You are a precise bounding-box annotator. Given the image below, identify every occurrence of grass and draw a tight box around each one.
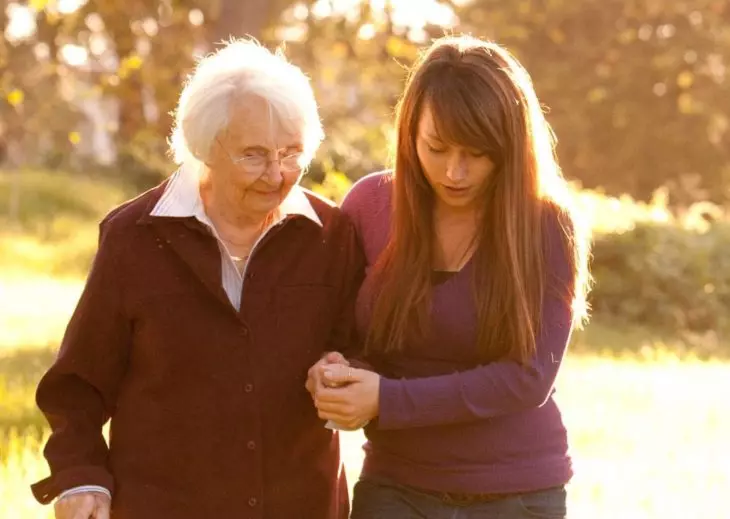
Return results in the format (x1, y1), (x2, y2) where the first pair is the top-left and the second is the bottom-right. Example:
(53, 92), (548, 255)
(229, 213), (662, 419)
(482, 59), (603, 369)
(1, 280), (728, 518)
(0, 169), (133, 278)
(2, 342), (728, 518)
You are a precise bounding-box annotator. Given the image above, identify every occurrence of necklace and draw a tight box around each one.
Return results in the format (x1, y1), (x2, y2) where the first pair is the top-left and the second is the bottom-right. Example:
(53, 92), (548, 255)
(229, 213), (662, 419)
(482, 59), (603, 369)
(435, 227), (478, 271)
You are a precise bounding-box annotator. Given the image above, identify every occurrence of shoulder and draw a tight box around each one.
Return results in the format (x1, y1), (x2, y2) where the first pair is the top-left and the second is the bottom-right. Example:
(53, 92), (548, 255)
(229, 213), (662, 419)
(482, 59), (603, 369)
(298, 186), (355, 235)
(340, 170), (393, 229)
(339, 171), (393, 262)
(341, 170), (392, 212)
(540, 199), (589, 292)
(100, 180), (169, 236)
(300, 186), (338, 216)
(542, 200), (574, 240)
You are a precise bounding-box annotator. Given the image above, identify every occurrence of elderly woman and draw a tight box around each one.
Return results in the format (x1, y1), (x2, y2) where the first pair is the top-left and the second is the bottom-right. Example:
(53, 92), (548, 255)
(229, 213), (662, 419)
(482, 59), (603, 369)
(31, 39), (363, 519)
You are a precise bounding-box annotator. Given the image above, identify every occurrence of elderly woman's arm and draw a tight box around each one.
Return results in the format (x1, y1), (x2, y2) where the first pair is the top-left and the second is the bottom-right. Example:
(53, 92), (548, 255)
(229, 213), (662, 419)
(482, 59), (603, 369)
(304, 216), (367, 409)
(30, 216), (131, 505)
(327, 216), (366, 359)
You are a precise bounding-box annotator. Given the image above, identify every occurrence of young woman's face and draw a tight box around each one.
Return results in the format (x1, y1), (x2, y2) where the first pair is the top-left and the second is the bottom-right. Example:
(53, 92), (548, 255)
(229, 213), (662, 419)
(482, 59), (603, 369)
(415, 103), (496, 212)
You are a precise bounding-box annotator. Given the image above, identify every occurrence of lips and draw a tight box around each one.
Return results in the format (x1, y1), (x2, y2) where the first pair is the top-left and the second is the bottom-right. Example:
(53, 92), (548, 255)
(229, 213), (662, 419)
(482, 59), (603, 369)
(443, 185), (471, 195)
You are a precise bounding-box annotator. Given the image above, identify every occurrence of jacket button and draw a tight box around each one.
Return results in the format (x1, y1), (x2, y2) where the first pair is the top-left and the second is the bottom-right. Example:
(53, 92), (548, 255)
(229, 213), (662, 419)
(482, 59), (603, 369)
(247, 440), (256, 450)
(240, 326), (249, 338)
(248, 497), (257, 507)
(244, 383), (254, 393)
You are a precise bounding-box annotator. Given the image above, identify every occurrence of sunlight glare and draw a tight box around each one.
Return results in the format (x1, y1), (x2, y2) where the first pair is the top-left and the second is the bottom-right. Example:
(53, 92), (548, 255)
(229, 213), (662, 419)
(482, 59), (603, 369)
(275, 24), (308, 43)
(311, 0), (334, 19)
(188, 9), (204, 27)
(292, 2), (309, 21)
(89, 33), (107, 56)
(60, 44), (89, 67)
(33, 42), (50, 60)
(307, 0), (457, 30)
(85, 12), (105, 32)
(57, 0), (87, 15)
(391, 0), (457, 29)
(358, 23), (376, 40)
(5, 4), (36, 42)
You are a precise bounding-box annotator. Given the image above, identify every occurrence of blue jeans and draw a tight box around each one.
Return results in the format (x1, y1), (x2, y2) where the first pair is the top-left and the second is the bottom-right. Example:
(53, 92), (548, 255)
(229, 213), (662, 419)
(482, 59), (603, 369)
(350, 477), (567, 519)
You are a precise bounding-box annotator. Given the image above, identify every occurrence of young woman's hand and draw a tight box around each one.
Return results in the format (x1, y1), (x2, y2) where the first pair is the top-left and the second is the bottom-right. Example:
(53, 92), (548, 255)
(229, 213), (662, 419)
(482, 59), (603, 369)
(314, 365), (380, 429)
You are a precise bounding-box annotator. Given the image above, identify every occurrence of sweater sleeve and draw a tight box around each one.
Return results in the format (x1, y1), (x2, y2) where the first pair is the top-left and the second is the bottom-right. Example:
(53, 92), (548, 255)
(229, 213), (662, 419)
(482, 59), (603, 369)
(30, 217), (131, 504)
(377, 214), (577, 430)
(338, 171), (390, 368)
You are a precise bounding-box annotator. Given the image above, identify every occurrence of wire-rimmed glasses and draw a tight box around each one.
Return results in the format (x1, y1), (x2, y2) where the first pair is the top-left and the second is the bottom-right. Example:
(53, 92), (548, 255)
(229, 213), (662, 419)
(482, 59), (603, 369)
(217, 138), (304, 177)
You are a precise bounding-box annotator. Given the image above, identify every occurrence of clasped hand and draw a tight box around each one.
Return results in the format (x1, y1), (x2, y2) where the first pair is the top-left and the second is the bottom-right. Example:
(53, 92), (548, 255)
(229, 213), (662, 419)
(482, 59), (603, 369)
(305, 352), (380, 430)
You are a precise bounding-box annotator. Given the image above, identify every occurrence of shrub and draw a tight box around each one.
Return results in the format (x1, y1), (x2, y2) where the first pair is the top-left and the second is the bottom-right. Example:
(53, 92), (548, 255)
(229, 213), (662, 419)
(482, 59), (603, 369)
(590, 221), (730, 340)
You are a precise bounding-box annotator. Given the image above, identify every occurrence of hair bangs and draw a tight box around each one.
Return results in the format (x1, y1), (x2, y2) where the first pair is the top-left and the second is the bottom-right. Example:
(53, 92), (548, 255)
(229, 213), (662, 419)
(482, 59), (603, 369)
(424, 68), (505, 166)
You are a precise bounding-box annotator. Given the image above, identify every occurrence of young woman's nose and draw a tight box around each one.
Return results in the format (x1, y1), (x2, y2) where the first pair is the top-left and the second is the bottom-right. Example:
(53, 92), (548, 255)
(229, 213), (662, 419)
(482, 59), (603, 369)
(445, 152), (468, 183)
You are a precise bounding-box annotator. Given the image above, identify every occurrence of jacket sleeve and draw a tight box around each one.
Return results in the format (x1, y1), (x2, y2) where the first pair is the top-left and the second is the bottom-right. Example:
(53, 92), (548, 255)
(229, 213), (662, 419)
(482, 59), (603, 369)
(327, 215), (366, 361)
(30, 218), (131, 504)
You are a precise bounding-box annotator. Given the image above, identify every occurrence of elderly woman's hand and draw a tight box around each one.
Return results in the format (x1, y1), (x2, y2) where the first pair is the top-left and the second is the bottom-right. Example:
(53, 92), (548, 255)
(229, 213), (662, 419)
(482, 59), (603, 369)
(305, 352), (350, 399)
(314, 365), (380, 430)
(54, 492), (110, 519)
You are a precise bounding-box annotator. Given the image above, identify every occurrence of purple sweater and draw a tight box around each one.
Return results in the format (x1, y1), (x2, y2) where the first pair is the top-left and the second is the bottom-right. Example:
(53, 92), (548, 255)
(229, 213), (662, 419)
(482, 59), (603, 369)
(341, 171), (575, 494)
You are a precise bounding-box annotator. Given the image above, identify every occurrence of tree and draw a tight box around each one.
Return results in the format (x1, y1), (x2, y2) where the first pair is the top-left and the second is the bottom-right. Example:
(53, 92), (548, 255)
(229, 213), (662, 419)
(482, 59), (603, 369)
(454, 0), (730, 202)
(210, 0), (273, 43)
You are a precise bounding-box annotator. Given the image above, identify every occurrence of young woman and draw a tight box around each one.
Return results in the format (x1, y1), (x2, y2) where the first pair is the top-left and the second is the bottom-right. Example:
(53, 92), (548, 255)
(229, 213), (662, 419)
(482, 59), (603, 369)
(310, 35), (592, 518)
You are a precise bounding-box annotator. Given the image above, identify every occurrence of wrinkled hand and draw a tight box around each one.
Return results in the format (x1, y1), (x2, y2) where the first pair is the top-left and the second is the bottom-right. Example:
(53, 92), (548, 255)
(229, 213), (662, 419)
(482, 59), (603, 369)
(54, 492), (110, 519)
(314, 364), (380, 430)
(305, 351), (350, 399)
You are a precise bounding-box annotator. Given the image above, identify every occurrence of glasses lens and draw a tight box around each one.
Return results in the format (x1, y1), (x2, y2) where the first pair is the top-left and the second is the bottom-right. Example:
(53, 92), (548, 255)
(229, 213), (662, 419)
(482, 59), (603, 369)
(280, 155), (302, 172)
(239, 156), (267, 176)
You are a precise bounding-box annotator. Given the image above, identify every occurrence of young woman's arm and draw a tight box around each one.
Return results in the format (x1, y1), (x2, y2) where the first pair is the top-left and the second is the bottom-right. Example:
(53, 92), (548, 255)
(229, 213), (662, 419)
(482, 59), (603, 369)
(318, 215), (576, 430)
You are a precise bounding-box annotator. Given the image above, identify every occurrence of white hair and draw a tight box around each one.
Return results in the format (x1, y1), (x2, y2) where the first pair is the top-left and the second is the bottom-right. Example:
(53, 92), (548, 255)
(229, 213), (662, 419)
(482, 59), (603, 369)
(169, 38), (324, 169)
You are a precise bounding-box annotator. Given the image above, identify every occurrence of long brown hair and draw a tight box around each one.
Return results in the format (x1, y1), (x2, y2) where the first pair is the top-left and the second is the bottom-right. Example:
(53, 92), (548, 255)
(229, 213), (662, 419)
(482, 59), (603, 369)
(366, 35), (591, 365)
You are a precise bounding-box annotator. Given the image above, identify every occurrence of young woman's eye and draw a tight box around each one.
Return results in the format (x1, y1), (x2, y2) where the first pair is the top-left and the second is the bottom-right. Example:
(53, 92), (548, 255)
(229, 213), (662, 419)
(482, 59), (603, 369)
(427, 144), (446, 153)
(469, 150), (487, 158)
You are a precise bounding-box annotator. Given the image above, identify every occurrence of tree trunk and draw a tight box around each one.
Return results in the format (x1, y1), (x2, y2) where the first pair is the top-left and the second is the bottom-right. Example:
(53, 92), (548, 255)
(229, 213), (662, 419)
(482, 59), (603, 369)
(106, 16), (145, 145)
(210, 0), (273, 44)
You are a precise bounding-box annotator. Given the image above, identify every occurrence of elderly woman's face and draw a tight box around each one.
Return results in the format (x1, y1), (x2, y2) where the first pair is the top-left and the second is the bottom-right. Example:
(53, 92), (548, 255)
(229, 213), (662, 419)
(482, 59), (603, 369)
(209, 94), (305, 216)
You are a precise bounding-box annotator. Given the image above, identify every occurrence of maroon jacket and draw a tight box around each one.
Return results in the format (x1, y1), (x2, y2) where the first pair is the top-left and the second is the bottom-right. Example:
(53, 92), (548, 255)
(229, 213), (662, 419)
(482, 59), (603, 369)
(31, 181), (365, 518)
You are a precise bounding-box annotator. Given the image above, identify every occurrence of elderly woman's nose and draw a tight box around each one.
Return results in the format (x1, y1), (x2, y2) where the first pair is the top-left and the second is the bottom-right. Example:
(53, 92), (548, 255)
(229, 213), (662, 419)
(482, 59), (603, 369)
(263, 159), (284, 183)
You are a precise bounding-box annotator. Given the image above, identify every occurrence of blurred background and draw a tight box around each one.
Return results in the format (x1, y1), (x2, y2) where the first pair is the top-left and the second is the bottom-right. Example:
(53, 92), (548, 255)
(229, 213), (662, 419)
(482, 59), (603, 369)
(1, 0), (728, 517)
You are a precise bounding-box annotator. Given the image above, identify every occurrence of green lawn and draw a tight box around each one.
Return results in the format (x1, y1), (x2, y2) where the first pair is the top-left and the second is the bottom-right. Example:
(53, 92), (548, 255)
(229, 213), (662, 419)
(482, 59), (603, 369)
(3, 346), (728, 518)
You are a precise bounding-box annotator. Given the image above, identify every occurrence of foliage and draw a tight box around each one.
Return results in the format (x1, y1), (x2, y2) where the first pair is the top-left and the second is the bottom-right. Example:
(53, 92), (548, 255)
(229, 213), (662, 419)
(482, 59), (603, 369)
(567, 181), (730, 348)
(2, 1), (729, 199)
(453, 0), (730, 202)
(590, 221), (730, 354)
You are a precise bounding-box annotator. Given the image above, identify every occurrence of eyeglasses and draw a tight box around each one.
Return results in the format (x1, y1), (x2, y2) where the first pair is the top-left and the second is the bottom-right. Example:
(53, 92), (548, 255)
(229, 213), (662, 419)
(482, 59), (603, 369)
(217, 138), (304, 176)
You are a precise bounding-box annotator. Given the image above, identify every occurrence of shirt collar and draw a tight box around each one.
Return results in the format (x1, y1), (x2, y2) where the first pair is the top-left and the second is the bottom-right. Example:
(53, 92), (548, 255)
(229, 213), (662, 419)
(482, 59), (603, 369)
(150, 163), (322, 227)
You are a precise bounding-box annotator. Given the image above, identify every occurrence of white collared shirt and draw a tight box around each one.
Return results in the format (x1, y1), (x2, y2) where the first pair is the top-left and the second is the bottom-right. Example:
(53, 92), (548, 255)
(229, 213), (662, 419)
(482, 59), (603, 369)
(150, 163), (322, 310)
